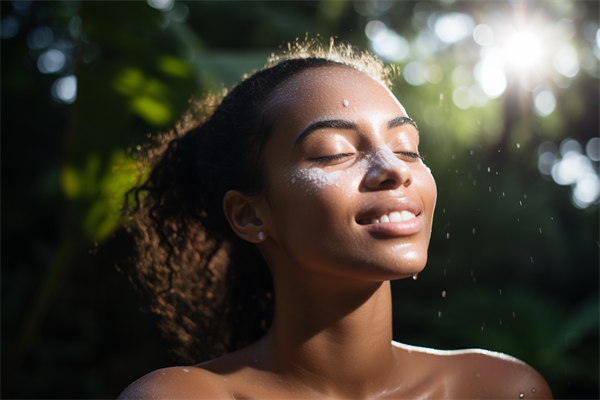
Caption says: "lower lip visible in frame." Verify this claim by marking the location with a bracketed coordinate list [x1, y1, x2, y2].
[360, 217, 422, 236]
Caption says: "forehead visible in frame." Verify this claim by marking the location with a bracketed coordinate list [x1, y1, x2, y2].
[265, 66, 408, 139]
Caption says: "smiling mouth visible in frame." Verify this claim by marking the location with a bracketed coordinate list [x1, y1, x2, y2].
[357, 210, 417, 225]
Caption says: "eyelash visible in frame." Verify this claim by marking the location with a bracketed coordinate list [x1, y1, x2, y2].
[312, 152, 424, 163]
[312, 153, 354, 163]
[395, 151, 424, 161]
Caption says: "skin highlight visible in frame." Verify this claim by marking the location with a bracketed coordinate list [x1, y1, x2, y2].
[119, 65, 552, 400]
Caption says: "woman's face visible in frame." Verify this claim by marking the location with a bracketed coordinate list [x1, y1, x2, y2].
[259, 65, 436, 281]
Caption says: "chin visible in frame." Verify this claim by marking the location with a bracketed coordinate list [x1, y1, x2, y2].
[383, 249, 428, 280]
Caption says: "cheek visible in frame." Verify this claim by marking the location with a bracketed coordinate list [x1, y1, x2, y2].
[412, 166, 437, 230]
[286, 164, 366, 200]
[270, 166, 364, 238]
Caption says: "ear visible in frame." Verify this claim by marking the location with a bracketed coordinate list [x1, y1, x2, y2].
[223, 190, 266, 243]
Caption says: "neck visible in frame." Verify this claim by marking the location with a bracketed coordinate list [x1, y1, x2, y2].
[257, 268, 397, 398]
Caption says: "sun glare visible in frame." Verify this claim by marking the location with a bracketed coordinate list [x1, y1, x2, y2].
[505, 31, 543, 69]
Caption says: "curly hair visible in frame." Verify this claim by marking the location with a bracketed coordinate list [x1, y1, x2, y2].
[129, 39, 395, 364]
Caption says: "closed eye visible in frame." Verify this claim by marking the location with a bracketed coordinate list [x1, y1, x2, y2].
[395, 151, 424, 161]
[312, 153, 354, 163]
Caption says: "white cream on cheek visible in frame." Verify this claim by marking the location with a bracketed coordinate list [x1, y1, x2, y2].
[292, 167, 344, 187]
[289, 165, 360, 196]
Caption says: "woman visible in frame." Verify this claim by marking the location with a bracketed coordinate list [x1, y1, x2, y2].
[120, 43, 552, 399]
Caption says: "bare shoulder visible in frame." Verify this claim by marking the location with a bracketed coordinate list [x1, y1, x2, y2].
[443, 348, 553, 399]
[117, 366, 227, 399]
[393, 342, 552, 399]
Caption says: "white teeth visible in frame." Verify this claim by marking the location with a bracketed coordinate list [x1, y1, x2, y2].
[389, 211, 402, 222]
[400, 210, 415, 221]
[369, 210, 417, 224]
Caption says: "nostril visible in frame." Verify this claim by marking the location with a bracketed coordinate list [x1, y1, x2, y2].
[379, 179, 396, 187]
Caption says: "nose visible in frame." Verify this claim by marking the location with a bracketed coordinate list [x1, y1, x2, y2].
[363, 148, 412, 191]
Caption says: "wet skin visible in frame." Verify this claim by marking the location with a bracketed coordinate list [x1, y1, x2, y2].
[119, 66, 552, 399]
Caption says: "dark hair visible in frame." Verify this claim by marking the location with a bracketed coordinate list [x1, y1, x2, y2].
[130, 41, 393, 364]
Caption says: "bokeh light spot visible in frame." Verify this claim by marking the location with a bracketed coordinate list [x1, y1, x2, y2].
[533, 89, 556, 117]
[51, 75, 77, 104]
[147, 0, 174, 11]
[586, 137, 600, 161]
[37, 49, 66, 74]
[553, 45, 579, 78]
[1, 16, 20, 39]
[452, 86, 473, 109]
[434, 13, 474, 44]
[368, 25, 410, 62]
[27, 26, 53, 49]
[168, 2, 189, 22]
[403, 61, 427, 86]
[425, 64, 443, 84]
[473, 24, 494, 46]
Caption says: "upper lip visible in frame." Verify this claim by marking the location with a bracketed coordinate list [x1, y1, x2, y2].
[355, 197, 422, 224]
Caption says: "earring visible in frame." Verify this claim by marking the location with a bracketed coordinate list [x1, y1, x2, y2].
[258, 232, 265, 241]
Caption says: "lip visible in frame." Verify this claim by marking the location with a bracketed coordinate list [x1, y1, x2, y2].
[355, 197, 423, 236]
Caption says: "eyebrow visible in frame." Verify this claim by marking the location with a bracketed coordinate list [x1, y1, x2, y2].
[292, 116, 419, 148]
[388, 116, 418, 131]
[292, 119, 358, 148]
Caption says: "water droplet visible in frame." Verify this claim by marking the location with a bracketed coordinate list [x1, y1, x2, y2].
[530, 256, 534, 263]
[498, 149, 501, 152]
[489, 187, 491, 192]
[519, 393, 524, 398]
[442, 290, 446, 297]
[412, 275, 418, 280]
[499, 289, 502, 295]
[183, 368, 189, 372]
[539, 228, 542, 233]
[343, 99, 349, 107]
[531, 388, 536, 393]
[517, 143, 520, 148]
[503, 192, 505, 197]
[440, 93, 444, 100]
[473, 228, 476, 234]
[519, 201, 522, 205]
[513, 311, 516, 318]
[470, 150, 473, 155]
[452, 154, 455, 159]
[517, 218, 520, 222]
[446, 233, 450, 239]
[291, 178, 296, 183]
[524, 194, 527, 199]
[500, 319, 502, 325]
[487, 167, 491, 172]
[443, 208, 445, 213]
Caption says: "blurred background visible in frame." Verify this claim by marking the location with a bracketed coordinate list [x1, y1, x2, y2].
[2, 0, 598, 398]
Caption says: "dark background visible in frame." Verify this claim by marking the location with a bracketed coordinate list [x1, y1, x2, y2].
[2, 1, 598, 398]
